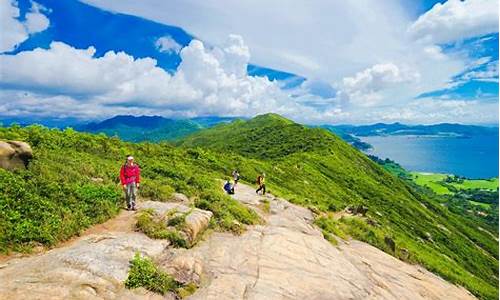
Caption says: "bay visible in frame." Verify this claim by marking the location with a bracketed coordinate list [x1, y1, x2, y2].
[361, 134, 499, 179]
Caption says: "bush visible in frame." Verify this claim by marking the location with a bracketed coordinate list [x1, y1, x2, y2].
[124, 253, 178, 295]
[195, 188, 260, 233]
[135, 209, 188, 248]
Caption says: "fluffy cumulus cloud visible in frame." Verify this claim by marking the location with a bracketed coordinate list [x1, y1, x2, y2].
[79, 0, 498, 125]
[408, 0, 499, 44]
[0, 36, 324, 120]
[155, 36, 182, 54]
[337, 63, 420, 107]
[365, 98, 499, 125]
[0, 0, 50, 52]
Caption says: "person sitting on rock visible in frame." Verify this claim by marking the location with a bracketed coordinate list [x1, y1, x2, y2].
[120, 155, 141, 211]
[256, 172, 266, 195]
[224, 179, 235, 195]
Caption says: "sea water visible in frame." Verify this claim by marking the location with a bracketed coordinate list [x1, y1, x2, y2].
[361, 134, 499, 179]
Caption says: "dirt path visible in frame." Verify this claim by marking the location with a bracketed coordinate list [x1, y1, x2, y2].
[0, 202, 140, 265]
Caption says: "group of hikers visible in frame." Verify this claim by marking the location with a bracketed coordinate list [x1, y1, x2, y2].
[118, 155, 267, 211]
[224, 170, 266, 195]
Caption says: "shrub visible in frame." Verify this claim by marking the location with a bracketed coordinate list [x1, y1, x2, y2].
[124, 253, 178, 295]
[135, 209, 188, 248]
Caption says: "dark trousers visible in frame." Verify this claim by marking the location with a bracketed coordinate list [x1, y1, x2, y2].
[256, 184, 266, 195]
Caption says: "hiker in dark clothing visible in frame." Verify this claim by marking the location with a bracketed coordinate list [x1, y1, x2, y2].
[256, 173, 266, 195]
[120, 155, 140, 210]
[224, 180, 235, 194]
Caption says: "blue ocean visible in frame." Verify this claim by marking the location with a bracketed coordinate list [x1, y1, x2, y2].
[361, 134, 499, 179]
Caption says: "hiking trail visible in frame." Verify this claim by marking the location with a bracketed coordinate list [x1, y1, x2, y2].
[0, 183, 476, 300]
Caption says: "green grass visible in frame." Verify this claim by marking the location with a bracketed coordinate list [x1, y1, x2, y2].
[135, 209, 188, 248]
[469, 201, 491, 209]
[125, 252, 178, 295]
[410, 172, 499, 195]
[451, 178, 499, 191]
[0, 125, 260, 253]
[411, 173, 453, 195]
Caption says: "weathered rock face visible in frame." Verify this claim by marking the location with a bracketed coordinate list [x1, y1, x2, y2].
[0, 141, 33, 170]
[183, 184, 476, 300]
[0, 233, 169, 300]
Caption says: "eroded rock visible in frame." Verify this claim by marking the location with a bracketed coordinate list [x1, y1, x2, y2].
[0, 140, 33, 170]
[0, 233, 169, 300]
[140, 201, 212, 245]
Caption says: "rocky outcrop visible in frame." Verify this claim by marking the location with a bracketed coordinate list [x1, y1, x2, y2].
[0, 233, 169, 299]
[140, 201, 212, 245]
[183, 184, 476, 300]
[0, 185, 476, 300]
[0, 140, 33, 170]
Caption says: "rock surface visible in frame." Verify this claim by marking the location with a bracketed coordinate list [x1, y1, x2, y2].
[0, 232, 168, 299]
[183, 184, 476, 300]
[0, 140, 33, 170]
[141, 201, 213, 244]
[0, 185, 476, 300]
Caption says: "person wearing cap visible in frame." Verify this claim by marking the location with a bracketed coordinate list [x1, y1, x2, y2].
[120, 155, 141, 210]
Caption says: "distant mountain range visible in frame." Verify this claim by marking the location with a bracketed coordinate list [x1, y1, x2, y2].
[2, 115, 497, 147]
[77, 115, 239, 142]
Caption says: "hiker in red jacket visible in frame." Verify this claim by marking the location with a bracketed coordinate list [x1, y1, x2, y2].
[120, 155, 141, 211]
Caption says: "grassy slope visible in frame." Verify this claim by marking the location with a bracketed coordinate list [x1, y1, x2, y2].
[180, 114, 499, 300]
[0, 125, 261, 253]
[411, 172, 499, 195]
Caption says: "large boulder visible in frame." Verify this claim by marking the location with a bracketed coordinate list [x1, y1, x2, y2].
[0, 141, 33, 171]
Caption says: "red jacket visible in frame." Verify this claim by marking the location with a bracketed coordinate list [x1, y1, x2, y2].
[120, 163, 141, 185]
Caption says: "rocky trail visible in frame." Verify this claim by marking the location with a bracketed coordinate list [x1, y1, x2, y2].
[0, 183, 476, 300]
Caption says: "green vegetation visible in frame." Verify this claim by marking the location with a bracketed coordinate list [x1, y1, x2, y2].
[374, 157, 499, 230]
[124, 252, 178, 295]
[179, 113, 499, 300]
[411, 173, 453, 195]
[410, 172, 498, 195]
[0, 124, 259, 253]
[1, 115, 498, 299]
[135, 209, 188, 248]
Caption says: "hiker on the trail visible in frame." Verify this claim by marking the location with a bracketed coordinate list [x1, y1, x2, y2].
[232, 170, 240, 185]
[120, 155, 141, 211]
[224, 179, 235, 195]
[256, 172, 266, 195]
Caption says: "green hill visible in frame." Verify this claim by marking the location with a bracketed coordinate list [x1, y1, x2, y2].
[0, 114, 498, 299]
[180, 113, 499, 299]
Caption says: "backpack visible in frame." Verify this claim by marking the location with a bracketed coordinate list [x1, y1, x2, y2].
[256, 176, 262, 184]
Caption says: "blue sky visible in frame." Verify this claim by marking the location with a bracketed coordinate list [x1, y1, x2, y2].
[0, 0, 498, 125]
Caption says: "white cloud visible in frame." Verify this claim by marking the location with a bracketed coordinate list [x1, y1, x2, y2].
[337, 63, 420, 107]
[408, 0, 499, 44]
[78, 0, 486, 124]
[367, 98, 499, 125]
[155, 36, 182, 54]
[79, 0, 432, 81]
[460, 60, 499, 82]
[0, 37, 325, 120]
[0, 0, 50, 52]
